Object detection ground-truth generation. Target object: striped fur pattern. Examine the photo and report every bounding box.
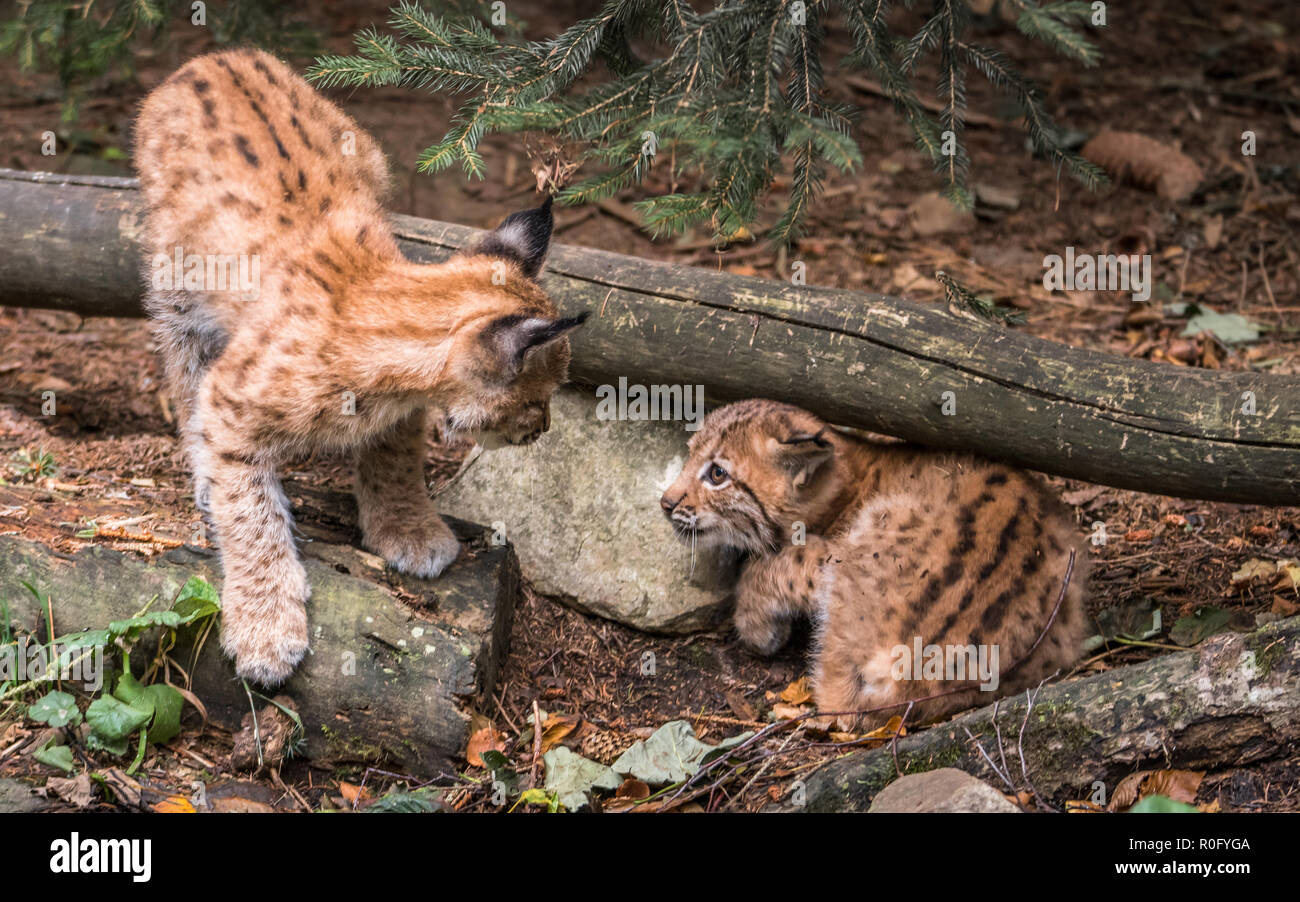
[661,400,1089,724]
[134,50,583,685]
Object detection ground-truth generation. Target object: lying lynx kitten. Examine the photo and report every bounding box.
[661,400,1088,724]
[135,50,584,684]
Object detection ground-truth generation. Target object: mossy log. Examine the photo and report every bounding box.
[0,168,1296,505]
[0,500,519,776]
[764,616,1300,812]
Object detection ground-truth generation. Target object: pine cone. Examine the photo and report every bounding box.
[581,729,634,765]
[1081,131,1203,202]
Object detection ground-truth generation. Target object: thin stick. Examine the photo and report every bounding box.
[529,699,543,789]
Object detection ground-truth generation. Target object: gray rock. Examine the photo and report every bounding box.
[0,778,45,813]
[867,768,1020,813]
[437,385,737,633]
[0,503,519,777]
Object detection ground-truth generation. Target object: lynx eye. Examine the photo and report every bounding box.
[705,463,729,486]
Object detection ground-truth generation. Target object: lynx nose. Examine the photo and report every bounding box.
[660,492,681,514]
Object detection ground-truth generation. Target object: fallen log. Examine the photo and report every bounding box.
[764,615,1300,812]
[0,167,1297,504]
[0,487,519,776]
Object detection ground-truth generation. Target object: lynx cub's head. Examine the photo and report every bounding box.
[439,198,586,447]
[661,400,844,554]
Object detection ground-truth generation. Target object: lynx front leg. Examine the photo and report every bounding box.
[733,537,830,655]
[204,447,310,685]
[354,406,460,578]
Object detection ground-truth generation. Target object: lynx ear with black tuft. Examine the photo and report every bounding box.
[773,429,834,488]
[483,310,588,377]
[470,196,554,278]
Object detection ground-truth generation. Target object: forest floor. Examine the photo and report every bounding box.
[0,0,1298,812]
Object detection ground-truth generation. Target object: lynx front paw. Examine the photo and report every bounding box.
[220,571,310,686]
[362,514,461,579]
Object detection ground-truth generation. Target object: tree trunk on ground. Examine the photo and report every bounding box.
[0,493,519,776]
[0,168,1296,505]
[764,616,1300,812]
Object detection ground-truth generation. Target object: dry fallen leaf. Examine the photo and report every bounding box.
[46,774,94,809]
[1272,595,1299,617]
[152,795,197,814]
[1065,799,1106,813]
[724,689,758,722]
[859,715,906,750]
[770,702,808,721]
[1231,558,1279,592]
[466,725,506,768]
[1108,768,1204,812]
[338,781,372,806]
[780,677,813,705]
[540,713,581,752]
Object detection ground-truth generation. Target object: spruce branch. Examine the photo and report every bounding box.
[312,0,1105,244]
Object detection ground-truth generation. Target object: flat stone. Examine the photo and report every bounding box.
[867,768,1020,813]
[437,385,737,633]
[0,778,45,812]
[0,501,518,777]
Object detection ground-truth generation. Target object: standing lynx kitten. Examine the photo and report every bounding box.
[135,50,584,684]
[661,400,1088,724]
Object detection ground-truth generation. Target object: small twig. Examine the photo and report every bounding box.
[731,724,802,808]
[528,699,543,789]
[962,725,1016,793]
[1016,681,1055,812]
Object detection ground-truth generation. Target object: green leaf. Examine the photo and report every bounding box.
[543,746,621,811]
[113,671,184,744]
[1083,596,1162,651]
[366,787,446,813]
[514,787,560,813]
[86,695,153,746]
[171,576,220,622]
[1169,606,1235,647]
[1181,311,1261,345]
[1129,794,1200,814]
[610,720,752,786]
[27,690,82,728]
[107,610,183,642]
[33,739,76,774]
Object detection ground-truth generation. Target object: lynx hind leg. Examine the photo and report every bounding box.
[145,288,228,526]
[354,406,460,578]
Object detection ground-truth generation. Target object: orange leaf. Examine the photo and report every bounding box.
[779,677,813,705]
[540,714,580,752]
[466,725,506,768]
[338,781,371,806]
[152,795,196,814]
[859,715,906,749]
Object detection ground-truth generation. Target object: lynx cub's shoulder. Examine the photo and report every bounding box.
[134,50,584,685]
[661,399,1088,724]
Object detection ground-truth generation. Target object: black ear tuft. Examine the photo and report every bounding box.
[483,311,588,377]
[773,428,833,487]
[471,196,555,278]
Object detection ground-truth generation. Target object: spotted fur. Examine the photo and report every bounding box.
[134,50,584,685]
[661,400,1089,724]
